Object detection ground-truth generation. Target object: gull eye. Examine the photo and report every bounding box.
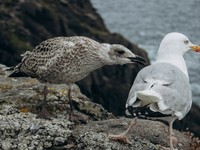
[116,50,125,55]
[184,40,189,44]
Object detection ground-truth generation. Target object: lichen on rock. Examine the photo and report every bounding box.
[0,64,200,150]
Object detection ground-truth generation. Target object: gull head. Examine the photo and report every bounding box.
[105,44,146,65]
[158,32,200,55]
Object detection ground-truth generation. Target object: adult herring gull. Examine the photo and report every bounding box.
[9,36,146,120]
[109,32,200,149]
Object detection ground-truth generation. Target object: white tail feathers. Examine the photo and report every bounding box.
[136,90,162,105]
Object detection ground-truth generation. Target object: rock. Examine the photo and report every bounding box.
[0,112,72,150]
[74,119,193,150]
[0,65,200,150]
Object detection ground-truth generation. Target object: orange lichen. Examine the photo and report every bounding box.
[19,107,29,113]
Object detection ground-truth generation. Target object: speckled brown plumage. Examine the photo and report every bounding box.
[17,37,104,84]
[9,36,145,120]
[11,36,145,84]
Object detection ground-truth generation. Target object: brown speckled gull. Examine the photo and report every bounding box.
[9,36,145,120]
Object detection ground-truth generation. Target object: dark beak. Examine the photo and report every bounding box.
[128,55,146,66]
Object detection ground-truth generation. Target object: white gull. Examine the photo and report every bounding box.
[109,32,200,150]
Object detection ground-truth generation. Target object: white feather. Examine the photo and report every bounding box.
[136,90,162,106]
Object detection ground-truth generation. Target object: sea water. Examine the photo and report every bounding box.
[91,0,200,105]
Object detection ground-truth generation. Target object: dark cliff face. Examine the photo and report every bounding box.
[0,0,149,116]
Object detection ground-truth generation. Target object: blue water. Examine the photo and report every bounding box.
[91,0,200,105]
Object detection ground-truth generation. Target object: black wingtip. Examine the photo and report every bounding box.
[8,70,29,77]
[126,104,172,124]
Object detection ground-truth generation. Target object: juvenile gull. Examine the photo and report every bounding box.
[109,32,200,149]
[9,36,145,120]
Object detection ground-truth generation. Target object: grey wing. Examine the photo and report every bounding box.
[126,64,168,106]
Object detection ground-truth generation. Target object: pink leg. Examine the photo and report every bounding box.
[68,86,87,123]
[68,87,73,122]
[109,118,137,144]
[37,85,52,119]
[169,121,177,150]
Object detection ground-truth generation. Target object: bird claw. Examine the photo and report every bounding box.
[109,134,132,144]
[36,107,52,120]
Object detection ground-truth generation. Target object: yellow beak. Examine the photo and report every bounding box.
[190,45,200,52]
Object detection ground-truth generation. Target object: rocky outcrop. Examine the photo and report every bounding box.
[0,64,199,150]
